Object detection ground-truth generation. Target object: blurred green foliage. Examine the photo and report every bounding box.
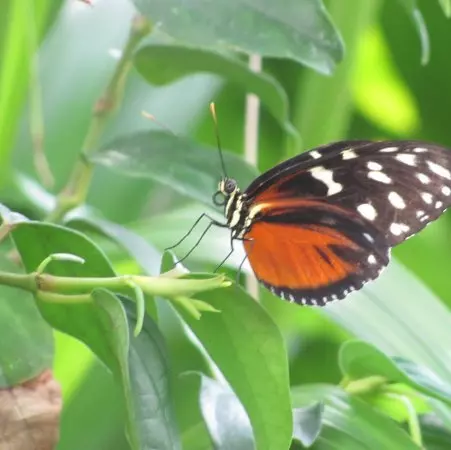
[2,0,451,449]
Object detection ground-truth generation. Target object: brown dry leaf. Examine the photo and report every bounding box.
[0,370,62,450]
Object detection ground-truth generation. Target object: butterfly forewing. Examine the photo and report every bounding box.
[242,140,451,305]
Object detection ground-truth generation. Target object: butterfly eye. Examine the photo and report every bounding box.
[224,178,237,194]
[213,191,226,206]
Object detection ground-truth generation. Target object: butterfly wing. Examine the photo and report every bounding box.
[242,140,451,305]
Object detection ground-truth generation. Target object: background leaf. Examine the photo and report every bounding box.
[92,130,259,207]
[132,0,343,74]
[291,384,420,449]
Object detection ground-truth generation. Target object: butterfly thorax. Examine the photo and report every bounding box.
[215,177,251,239]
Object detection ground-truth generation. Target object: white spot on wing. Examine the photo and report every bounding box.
[413,147,428,153]
[357,203,377,221]
[420,214,430,222]
[396,153,417,166]
[309,166,343,196]
[416,210,425,218]
[367,161,382,171]
[380,146,398,153]
[442,186,451,196]
[390,223,410,236]
[342,149,358,160]
[427,160,451,180]
[310,150,322,159]
[368,171,392,184]
[436,201,443,209]
[363,232,375,243]
[368,254,377,265]
[421,192,433,204]
[416,173,430,184]
[388,191,406,209]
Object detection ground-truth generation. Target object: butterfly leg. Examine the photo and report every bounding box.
[235,238,254,284]
[165,213,225,252]
[213,234,235,273]
[172,214,228,265]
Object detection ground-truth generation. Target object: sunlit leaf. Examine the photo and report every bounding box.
[133,0,343,74]
[292,403,324,448]
[199,375,254,450]
[92,130,259,207]
[339,340,451,405]
[172,285,292,450]
[291,384,420,449]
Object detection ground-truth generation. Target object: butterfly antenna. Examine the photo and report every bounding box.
[209,102,228,178]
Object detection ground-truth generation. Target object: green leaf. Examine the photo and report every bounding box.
[172,285,292,450]
[134,45,299,143]
[438,0,451,17]
[92,290,181,450]
[0,254,53,387]
[291,384,420,449]
[396,0,430,64]
[324,261,451,383]
[340,340,451,406]
[0,0,64,184]
[91,130,259,207]
[292,403,324,448]
[199,375,254,450]
[132,0,343,75]
[10,221,119,368]
[66,211,161,276]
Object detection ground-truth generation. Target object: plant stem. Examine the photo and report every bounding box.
[46,15,151,223]
[0,269,229,303]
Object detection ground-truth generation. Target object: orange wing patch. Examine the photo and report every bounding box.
[243,222,360,291]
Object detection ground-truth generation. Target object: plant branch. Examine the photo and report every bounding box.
[46,15,151,223]
[0,269,230,304]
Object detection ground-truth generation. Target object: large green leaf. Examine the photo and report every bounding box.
[339,340,451,405]
[132,0,343,75]
[199,375,254,450]
[91,130,259,207]
[134,45,298,142]
[291,384,420,449]
[10,221,119,367]
[172,285,292,450]
[92,290,181,450]
[0,254,53,387]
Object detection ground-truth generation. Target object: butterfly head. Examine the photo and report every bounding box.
[213,177,239,206]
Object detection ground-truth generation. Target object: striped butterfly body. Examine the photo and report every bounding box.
[215,140,451,306]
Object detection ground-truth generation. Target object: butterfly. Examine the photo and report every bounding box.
[211,139,451,306]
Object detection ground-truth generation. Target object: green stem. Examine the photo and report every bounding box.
[46,15,151,223]
[0,269,229,304]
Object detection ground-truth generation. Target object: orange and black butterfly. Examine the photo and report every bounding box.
[172,108,451,307]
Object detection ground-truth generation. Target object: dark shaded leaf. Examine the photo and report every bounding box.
[92,130,259,207]
[134,45,299,142]
[396,0,430,64]
[0,255,53,387]
[92,290,181,450]
[132,0,343,74]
